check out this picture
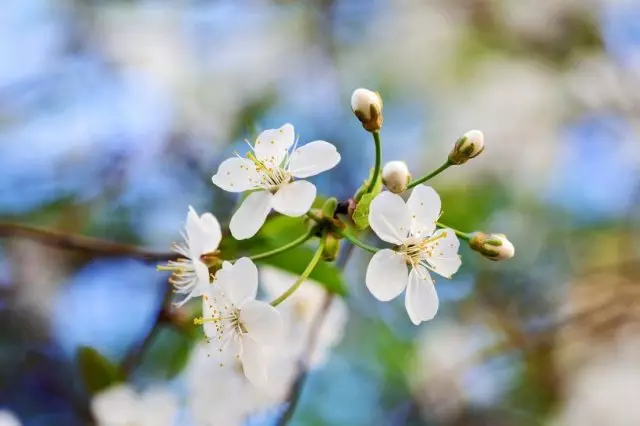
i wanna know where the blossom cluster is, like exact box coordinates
[151,88,515,391]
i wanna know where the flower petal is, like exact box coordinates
[198,212,222,253]
[405,267,439,325]
[224,257,259,306]
[229,190,273,240]
[211,157,261,193]
[288,140,341,178]
[272,180,316,217]
[426,228,462,278]
[368,192,412,245]
[240,335,268,387]
[254,123,295,166]
[240,300,284,345]
[91,385,138,425]
[365,249,408,301]
[139,387,179,426]
[201,289,220,338]
[407,185,441,237]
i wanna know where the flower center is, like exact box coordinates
[397,231,448,273]
[247,152,292,191]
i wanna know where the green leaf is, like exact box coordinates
[137,327,196,380]
[354,168,382,202]
[352,192,375,230]
[76,346,120,395]
[257,246,347,296]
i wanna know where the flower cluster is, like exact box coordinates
[156,88,514,393]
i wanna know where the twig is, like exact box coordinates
[276,243,355,425]
[0,222,176,263]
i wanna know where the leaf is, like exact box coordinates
[354,168,383,202]
[257,246,348,296]
[352,192,375,230]
[137,327,196,380]
[76,346,120,395]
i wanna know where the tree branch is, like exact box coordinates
[0,222,176,263]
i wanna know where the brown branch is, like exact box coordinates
[0,222,176,263]
[276,242,355,425]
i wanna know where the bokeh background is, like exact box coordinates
[1,0,640,425]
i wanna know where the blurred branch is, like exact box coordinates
[0,222,176,263]
[276,242,355,425]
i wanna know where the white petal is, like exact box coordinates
[229,190,273,240]
[211,157,261,193]
[288,140,341,178]
[201,289,220,338]
[225,257,259,305]
[198,212,222,253]
[405,267,439,325]
[426,228,462,278]
[254,123,295,166]
[240,300,284,345]
[271,180,316,217]
[368,192,412,245]
[91,385,138,425]
[407,185,441,237]
[240,335,268,387]
[139,388,179,426]
[0,411,21,426]
[365,249,408,301]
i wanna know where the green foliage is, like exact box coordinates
[352,192,375,230]
[76,346,120,395]
[138,327,195,380]
[250,215,348,296]
[354,168,383,202]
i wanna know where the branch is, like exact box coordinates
[276,243,355,425]
[0,222,176,263]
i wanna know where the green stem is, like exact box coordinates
[246,229,315,262]
[436,222,472,241]
[365,131,382,194]
[407,161,452,189]
[270,237,326,307]
[306,210,324,223]
[335,228,379,254]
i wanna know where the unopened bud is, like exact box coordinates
[448,130,484,165]
[322,197,338,219]
[469,232,514,261]
[322,234,341,261]
[351,88,383,132]
[382,161,411,194]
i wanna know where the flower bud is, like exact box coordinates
[448,130,484,165]
[469,232,514,261]
[351,88,383,132]
[322,197,338,219]
[382,161,411,194]
[322,234,341,261]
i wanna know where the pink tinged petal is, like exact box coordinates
[288,140,341,178]
[211,157,261,193]
[365,249,409,301]
[271,180,316,217]
[226,257,259,306]
[407,185,441,237]
[198,212,222,253]
[229,190,273,240]
[405,267,439,325]
[240,335,268,387]
[240,300,284,345]
[254,123,295,166]
[368,192,412,245]
[426,228,462,278]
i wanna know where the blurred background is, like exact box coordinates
[1,0,640,425]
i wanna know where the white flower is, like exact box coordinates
[158,206,222,307]
[199,257,284,387]
[382,161,411,194]
[365,185,461,325]
[0,410,21,426]
[261,266,348,366]
[90,384,178,426]
[350,88,383,132]
[469,232,515,261]
[211,123,341,240]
